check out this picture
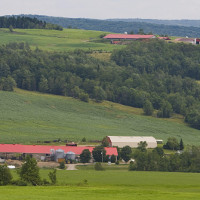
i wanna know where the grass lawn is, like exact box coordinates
[1,170,200,200]
[0,88,200,145]
[0,28,124,52]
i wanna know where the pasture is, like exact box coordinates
[1,169,200,200]
[0,89,200,144]
[0,28,123,52]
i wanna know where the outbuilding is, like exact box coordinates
[106,136,157,148]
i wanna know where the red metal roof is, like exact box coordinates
[104,34,155,39]
[0,144,118,156]
[158,37,171,40]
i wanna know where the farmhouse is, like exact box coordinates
[106,136,157,148]
[0,144,118,162]
[103,34,156,41]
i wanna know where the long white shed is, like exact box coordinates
[106,136,157,148]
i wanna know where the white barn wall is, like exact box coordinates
[107,136,157,148]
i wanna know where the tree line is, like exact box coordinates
[1,41,200,129]
[0,16,63,30]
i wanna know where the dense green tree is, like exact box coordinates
[19,155,41,185]
[163,137,179,150]
[92,146,106,162]
[110,154,116,163]
[38,76,49,93]
[137,141,147,152]
[102,137,109,147]
[0,76,16,91]
[143,100,154,115]
[157,100,173,118]
[121,146,132,162]
[0,165,12,185]
[80,149,91,163]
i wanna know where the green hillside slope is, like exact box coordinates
[0,89,199,145]
[0,28,122,52]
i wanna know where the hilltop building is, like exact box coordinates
[103,34,156,42]
[174,38,200,45]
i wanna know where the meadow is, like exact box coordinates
[0,28,123,52]
[0,88,200,145]
[1,169,200,200]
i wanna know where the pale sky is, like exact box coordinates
[1,0,200,19]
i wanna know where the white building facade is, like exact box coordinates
[106,136,157,148]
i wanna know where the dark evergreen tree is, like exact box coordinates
[179,138,184,150]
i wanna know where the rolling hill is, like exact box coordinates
[17,14,200,38]
[0,88,199,145]
[0,28,122,52]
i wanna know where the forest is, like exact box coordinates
[20,14,200,37]
[0,40,200,129]
[0,16,63,30]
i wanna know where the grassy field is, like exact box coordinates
[0,88,200,145]
[1,169,200,200]
[0,28,124,52]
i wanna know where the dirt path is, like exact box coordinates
[66,164,78,170]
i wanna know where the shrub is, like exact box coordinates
[59,161,65,169]
[115,160,119,165]
[11,179,27,186]
[129,161,136,171]
[48,169,57,185]
[94,162,104,171]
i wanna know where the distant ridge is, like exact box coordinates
[12,14,200,38]
[107,18,200,28]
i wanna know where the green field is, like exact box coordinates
[0,88,200,144]
[0,28,123,52]
[1,169,200,200]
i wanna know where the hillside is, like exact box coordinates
[20,14,200,37]
[108,19,200,28]
[0,88,200,145]
[0,28,122,52]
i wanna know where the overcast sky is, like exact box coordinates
[1,0,200,20]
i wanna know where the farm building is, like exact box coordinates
[0,144,118,162]
[174,38,200,45]
[106,136,157,148]
[103,34,156,41]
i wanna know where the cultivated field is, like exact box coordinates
[0,89,200,145]
[1,169,200,200]
[0,28,123,52]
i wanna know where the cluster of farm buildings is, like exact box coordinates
[0,136,161,163]
[103,33,200,45]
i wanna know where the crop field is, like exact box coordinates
[0,89,200,144]
[1,169,200,200]
[0,28,124,52]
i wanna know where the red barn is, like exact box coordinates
[0,144,118,162]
